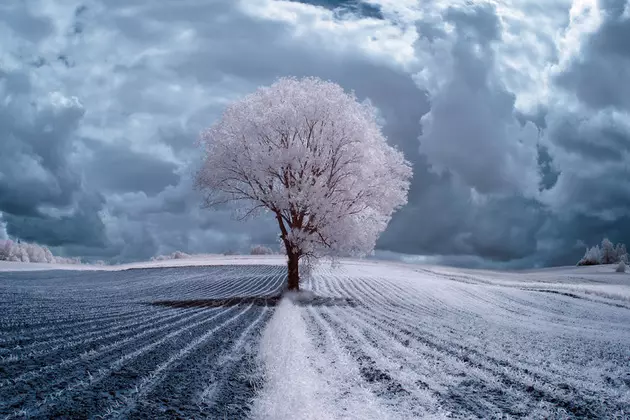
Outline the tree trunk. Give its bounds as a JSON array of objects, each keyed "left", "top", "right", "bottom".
[{"left": 287, "top": 252, "right": 300, "bottom": 291}]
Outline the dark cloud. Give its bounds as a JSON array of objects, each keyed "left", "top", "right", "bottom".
[
  {"left": 0, "top": 71, "right": 83, "bottom": 216},
  {"left": 0, "top": 0, "right": 628, "bottom": 267},
  {"left": 286, "top": 0, "right": 384, "bottom": 20},
  {"left": 378, "top": 167, "right": 545, "bottom": 263},
  {"left": 82, "top": 139, "right": 180, "bottom": 195},
  {"left": 417, "top": 3, "right": 540, "bottom": 197},
  {"left": 4, "top": 192, "right": 106, "bottom": 248},
  {"left": 534, "top": 0, "right": 630, "bottom": 265},
  {"left": 556, "top": 1, "right": 630, "bottom": 110}
]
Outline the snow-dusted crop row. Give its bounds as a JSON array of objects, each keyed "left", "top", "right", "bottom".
[
  {"left": 253, "top": 263, "right": 630, "bottom": 419},
  {"left": 0, "top": 265, "right": 283, "bottom": 419},
  {"left": 2, "top": 261, "right": 629, "bottom": 419}
]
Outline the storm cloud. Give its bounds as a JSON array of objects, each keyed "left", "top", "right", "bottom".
[{"left": 0, "top": 0, "right": 628, "bottom": 266}]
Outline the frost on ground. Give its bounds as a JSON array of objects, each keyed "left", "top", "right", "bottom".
[
  {"left": 252, "top": 261, "right": 630, "bottom": 419},
  {"left": 251, "top": 298, "right": 394, "bottom": 420},
  {"left": 0, "top": 265, "right": 284, "bottom": 419},
  {"left": 1, "top": 259, "right": 629, "bottom": 418}
]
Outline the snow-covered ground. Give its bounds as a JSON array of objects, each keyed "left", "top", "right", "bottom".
[
  {"left": 254, "top": 262, "right": 630, "bottom": 419},
  {"left": 1, "top": 258, "right": 629, "bottom": 418},
  {"left": 0, "top": 254, "right": 287, "bottom": 272}
]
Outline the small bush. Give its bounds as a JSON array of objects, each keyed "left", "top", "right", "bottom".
[{"left": 616, "top": 260, "right": 626, "bottom": 273}]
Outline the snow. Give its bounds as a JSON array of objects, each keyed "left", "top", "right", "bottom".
[
  {"left": 0, "top": 254, "right": 287, "bottom": 272},
  {"left": 252, "top": 260, "right": 630, "bottom": 418},
  {"left": 251, "top": 298, "right": 394, "bottom": 420},
  {"left": 1, "top": 259, "right": 629, "bottom": 418}
]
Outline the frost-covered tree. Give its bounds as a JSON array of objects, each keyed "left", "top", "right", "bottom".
[
  {"left": 577, "top": 245, "right": 602, "bottom": 266},
  {"left": 195, "top": 77, "right": 412, "bottom": 291},
  {"left": 250, "top": 245, "right": 274, "bottom": 255},
  {"left": 151, "top": 251, "right": 191, "bottom": 261},
  {"left": 577, "top": 238, "right": 628, "bottom": 266},
  {"left": 600, "top": 238, "right": 617, "bottom": 264},
  {"left": 0, "top": 239, "right": 81, "bottom": 264},
  {"left": 0, "top": 240, "right": 11, "bottom": 261},
  {"left": 615, "top": 243, "right": 628, "bottom": 263}
]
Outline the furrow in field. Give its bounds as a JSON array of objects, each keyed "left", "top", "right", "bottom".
[
  {"left": 3, "top": 307, "right": 235, "bottom": 419},
  {"left": 324, "top": 274, "right": 572, "bottom": 416},
  {"left": 130, "top": 306, "right": 272, "bottom": 419},
  {"left": 97, "top": 304, "right": 256, "bottom": 420},
  {"left": 348, "top": 274, "right": 622, "bottom": 391},
  {"left": 329, "top": 304, "right": 536, "bottom": 417},
  {"left": 0, "top": 306, "right": 156, "bottom": 336},
  {"left": 1, "top": 308, "right": 199, "bottom": 366},
  {"left": 314, "top": 305, "right": 446, "bottom": 417},
  {"left": 338, "top": 277, "right": 619, "bottom": 417},
  {"left": 0, "top": 307, "right": 207, "bottom": 390},
  {"left": 0, "top": 307, "right": 159, "bottom": 348},
  {"left": 300, "top": 305, "right": 398, "bottom": 420},
  {"left": 1, "top": 306, "right": 187, "bottom": 357}
]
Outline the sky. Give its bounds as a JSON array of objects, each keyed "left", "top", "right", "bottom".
[{"left": 0, "top": 0, "right": 629, "bottom": 267}]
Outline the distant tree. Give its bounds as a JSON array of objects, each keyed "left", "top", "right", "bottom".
[
  {"left": 171, "top": 251, "right": 190, "bottom": 259},
  {"left": 195, "top": 77, "right": 411, "bottom": 291},
  {"left": 0, "top": 239, "right": 80, "bottom": 264},
  {"left": 151, "top": 251, "right": 191, "bottom": 261},
  {"left": 577, "top": 238, "right": 628, "bottom": 266},
  {"left": 577, "top": 245, "right": 602, "bottom": 266},
  {"left": 601, "top": 238, "right": 617, "bottom": 264},
  {"left": 0, "top": 240, "right": 12, "bottom": 261},
  {"left": 250, "top": 245, "right": 274, "bottom": 255},
  {"left": 615, "top": 243, "right": 628, "bottom": 263}
]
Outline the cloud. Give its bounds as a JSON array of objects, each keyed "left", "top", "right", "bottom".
[
  {"left": 416, "top": 3, "right": 540, "bottom": 197},
  {"left": 0, "top": 0, "right": 628, "bottom": 266},
  {"left": 555, "top": 0, "right": 630, "bottom": 111},
  {"left": 534, "top": 0, "right": 630, "bottom": 260}
]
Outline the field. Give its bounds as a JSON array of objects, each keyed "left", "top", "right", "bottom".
[{"left": 1, "top": 259, "right": 629, "bottom": 419}]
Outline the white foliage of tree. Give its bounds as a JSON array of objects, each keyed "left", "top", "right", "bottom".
[
  {"left": 195, "top": 77, "right": 412, "bottom": 290},
  {"left": 250, "top": 245, "right": 275, "bottom": 255},
  {"left": 600, "top": 238, "right": 617, "bottom": 264},
  {"left": 577, "top": 238, "right": 628, "bottom": 266},
  {"left": 615, "top": 243, "right": 628, "bottom": 263},
  {"left": 0, "top": 240, "right": 12, "bottom": 261},
  {"left": 0, "top": 239, "right": 79, "bottom": 264},
  {"left": 151, "top": 251, "right": 192, "bottom": 261},
  {"left": 577, "top": 245, "right": 602, "bottom": 266},
  {"left": 53, "top": 256, "right": 82, "bottom": 264}
]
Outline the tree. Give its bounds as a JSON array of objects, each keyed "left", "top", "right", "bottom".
[
  {"left": 615, "top": 243, "right": 628, "bottom": 263},
  {"left": 250, "top": 245, "right": 274, "bottom": 255},
  {"left": 577, "top": 238, "right": 628, "bottom": 266},
  {"left": 601, "top": 238, "right": 616, "bottom": 264},
  {"left": 577, "top": 245, "right": 601, "bottom": 266},
  {"left": 195, "top": 77, "right": 412, "bottom": 291}
]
